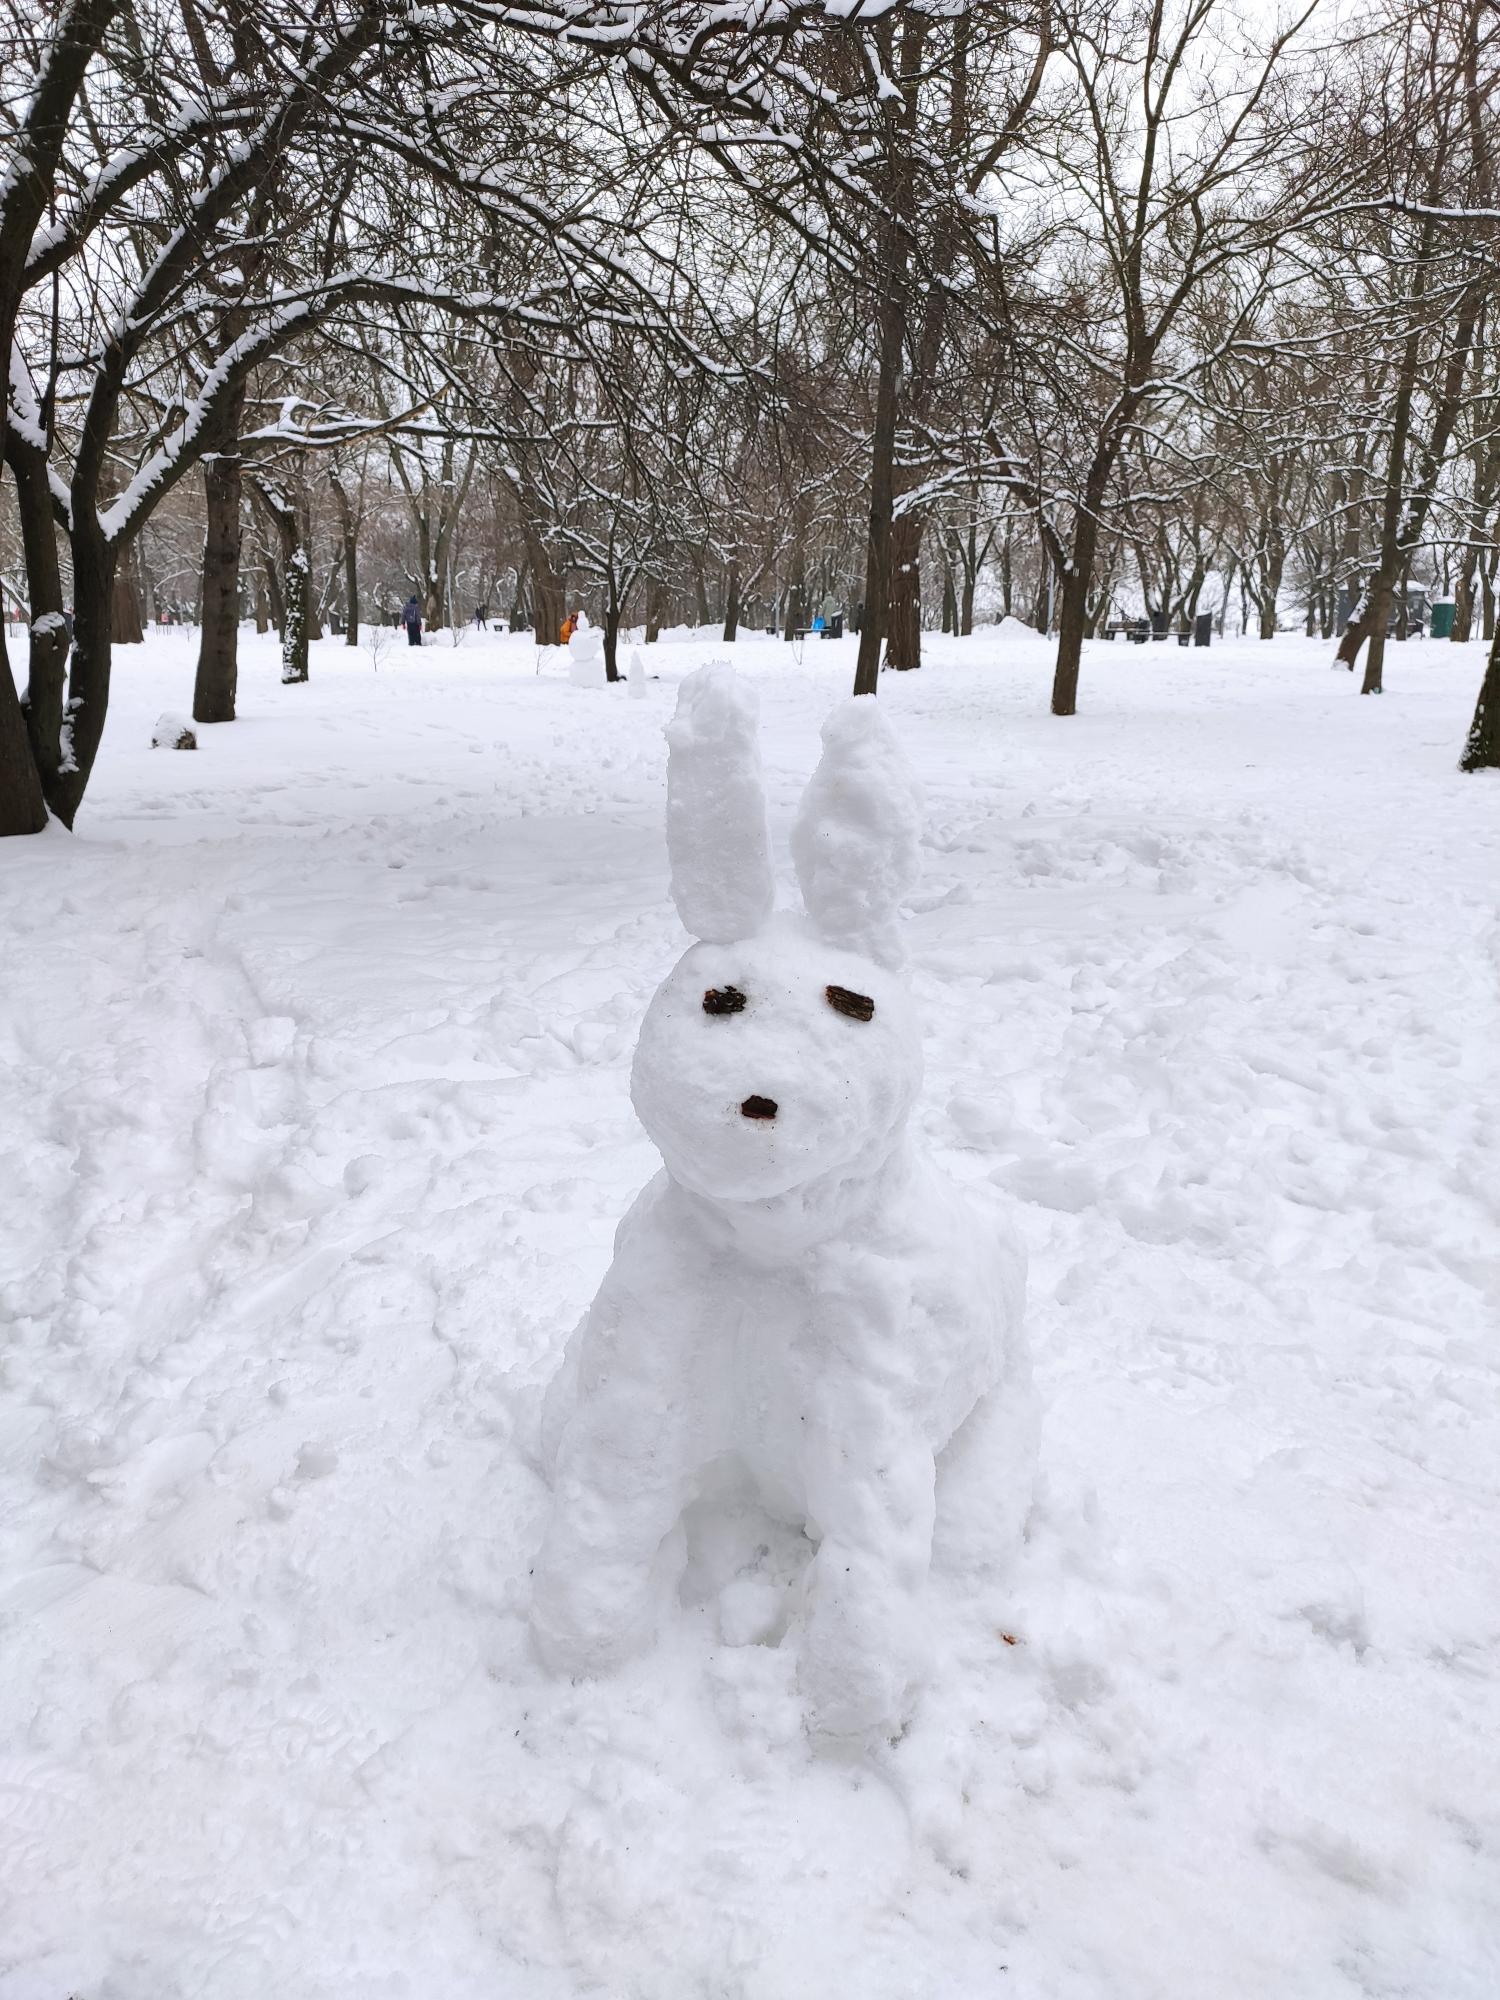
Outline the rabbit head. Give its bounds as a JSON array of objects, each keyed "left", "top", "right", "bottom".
[{"left": 631, "top": 665, "right": 923, "bottom": 1207}]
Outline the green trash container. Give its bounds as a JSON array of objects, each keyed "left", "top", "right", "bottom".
[{"left": 1430, "top": 597, "right": 1455, "bottom": 639}]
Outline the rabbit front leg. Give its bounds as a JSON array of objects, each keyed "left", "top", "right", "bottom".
[
  {"left": 531, "top": 1217, "right": 716, "bottom": 1675},
  {"left": 798, "top": 1371, "right": 938, "bottom": 1740}
]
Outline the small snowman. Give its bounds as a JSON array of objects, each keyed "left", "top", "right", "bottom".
[
  {"left": 567, "top": 611, "right": 606, "bottom": 688},
  {"left": 531, "top": 664, "right": 1035, "bottom": 1740}
]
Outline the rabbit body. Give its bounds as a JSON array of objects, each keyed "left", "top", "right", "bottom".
[{"left": 529, "top": 671, "right": 1034, "bottom": 1738}]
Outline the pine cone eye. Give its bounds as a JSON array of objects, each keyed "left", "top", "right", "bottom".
[
  {"left": 825, "top": 985, "right": 874, "bottom": 1021},
  {"left": 702, "top": 986, "right": 747, "bottom": 1015}
]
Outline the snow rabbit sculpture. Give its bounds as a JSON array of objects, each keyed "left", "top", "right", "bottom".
[{"left": 532, "top": 665, "right": 1033, "bottom": 1738}]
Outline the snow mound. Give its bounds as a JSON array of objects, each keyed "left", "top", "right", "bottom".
[
  {"left": 151, "top": 713, "right": 196, "bottom": 749},
  {"left": 994, "top": 614, "right": 1049, "bottom": 644}
]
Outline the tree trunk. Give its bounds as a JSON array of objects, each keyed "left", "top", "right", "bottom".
[
  {"left": 415, "top": 508, "right": 436, "bottom": 631},
  {"left": 1257, "top": 535, "right": 1284, "bottom": 639},
  {"left": 111, "top": 562, "right": 144, "bottom": 644},
  {"left": 1453, "top": 547, "right": 1477, "bottom": 643},
  {"left": 0, "top": 617, "right": 47, "bottom": 835},
  {"left": 782, "top": 536, "right": 807, "bottom": 641},
  {"left": 854, "top": 234, "right": 906, "bottom": 698},
  {"left": 47, "top": 525, "right": 115, "bottom": 828},
  {"left": 526, "top": 529, "right": 565, "bottom": 644},
  {"left": 1361, "top": 574, "right": 1392, "bottom": 695},
  {"left": 0, "top": 0, "right": 120, "bottom": 834},
  {"left": 603, "top": 592, "right": 621, "bottom": 683},
  {"left": 1217, "top": 558, "right": 1237, "bottom": 637},
  {"left": 644, "top": 575, "right": 666, "bottom": 646},
  {"left": 342, "top": 525, "right": 358, "bottom": 645},
  {"left": 886, "top": 512, "right": 922, "bottom": 669},
  {"left": 1338, "top": 262, "right": 1481, "bottom": 685},
  {"left": 5, "top": 429, "right": 69, "bottom": 796},
  {"left": 281, "top": 541, "right": 310, "bottom": 683},
  {"left": 1460, "top": 619, "right": 1500, "bottom": 770},
  {"left": 961, "top": 521, "right": 977, "bottom": 635},
  {"left": 256, "top": 489, "right": 311, "bottom": 684},
  {"left": 193, "top": 409, "right": 244, "bottom": 724},
  {"left": 1051, "top": 513, "right": 1100, "bottom": 717},
  {"left": 329, "top": 469, "right": 359, "bottom": 647},
  {"left": 722, "top": 559, "right": 741, "bottom": 644}
]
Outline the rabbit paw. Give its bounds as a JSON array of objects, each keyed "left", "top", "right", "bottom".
[{"left": 800, "top": 1640, "right": 914, "bottom": 1743}]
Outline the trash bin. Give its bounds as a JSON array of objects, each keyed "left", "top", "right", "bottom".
[
  {"left": 1194, "top": 613, "right": 1213, "bottom": 648},
  {"left": 1429, "top": 597, "right": 1455, "bottom": 639}
]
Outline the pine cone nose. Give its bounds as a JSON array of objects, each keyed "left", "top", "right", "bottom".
[{"left": 741, "top": 1095, "right": 778, "bottom": 1121}]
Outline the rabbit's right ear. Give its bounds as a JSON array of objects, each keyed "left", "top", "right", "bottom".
[
  {"left": 791, "top": 694, "right": 921, "bottom": 968},
  {"left": 666, "top": 663, "right": 774, "bottom": 943}
]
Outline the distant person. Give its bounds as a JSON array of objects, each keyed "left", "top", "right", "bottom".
[
  {"left": 560, "top": 611, "right": 577, "bottom": 644},
  {"left": 402, "top": 595, "right": 423, "bottom": 646},
  {"left": 475, "top": 603, "right": 489, "bottom": 629}
]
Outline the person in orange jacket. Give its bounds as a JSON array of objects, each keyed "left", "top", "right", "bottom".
[{"left": 560, "top": 611, "right": 577, "bottom": 644}]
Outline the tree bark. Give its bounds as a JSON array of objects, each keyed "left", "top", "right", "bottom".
[
  {"left": 854, "top": 268, "right": 904, "bottom": 697},
  {"left": 5, "top": 428, "right": 69, "bottom": 795},
  {"left": 1452, "top": 547, "right": 1477, "bottom": 642},
  {"left": 329, "top": 468, "right": 359, "bottom": 646},
  {"left": 0, "top": 616, "right": 48, "bottom": 835},
  {"left": 1052, "top": 511, "right": 1100, "bottom": 716},
  {"left": 193, "top": 401, "right": 245, "bottom": 724},
  {"left": 1460, "top": 619, "right": 1500, "bottom": 770},
  {"left": 111, "top": 562, "right": 144, "bottom": 644},
  {"left": 0, "top": 0, "right": 124, "bottom": 837},
  {"left": 256, "top": 485, "right": 311, "bottom": 684},
  {"left": 722, "top": 559, "right": 741, "bottom": 643},
  {"left": 524, "top": 524, "right": 564, "bottom": 643},
  {"left": 1256, "top": 522, "right": 1284, "bottom": 639},
  {"left": 1360, "top": 574, "right": 1393, "bottom": 695},
  {"left": 603, "top": 590, "right": 622, "bottom": 683},
  {"left": 782, "top": 531, "right": 807, "bottom": 641},
  {"left": 886, "top": 512, "right": 922, "bottom": 669},
  {"left": 644, "top": 574, "right": 666, "bottom": 646},
  {"left": 281, "top": 541, "right": 310, "bottom": 683},
  {"left": 1338, "top": 261, "right": 1481, "bottom": 687},
  {"left": 47, "top": 522, "right": 116, "bottom": 828},
  {"left": 342, "top": 526, "right": 358, "bottom": 645}
]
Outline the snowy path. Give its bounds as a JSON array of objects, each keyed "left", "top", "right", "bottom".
[{"left": 2, "top": 627, "right": 1497, "bottom": 1998}]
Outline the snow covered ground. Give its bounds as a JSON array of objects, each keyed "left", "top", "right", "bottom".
[{"left": 2, "top": 622, "right": 1497, "bottom": 2000}]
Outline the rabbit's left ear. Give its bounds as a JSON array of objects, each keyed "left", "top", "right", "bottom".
[
  {"left": 791, "top": 695, "right": 921, "bottom": 969},
  {"left": 666, "top": 662, "right": 775, "bottom": 942}
]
